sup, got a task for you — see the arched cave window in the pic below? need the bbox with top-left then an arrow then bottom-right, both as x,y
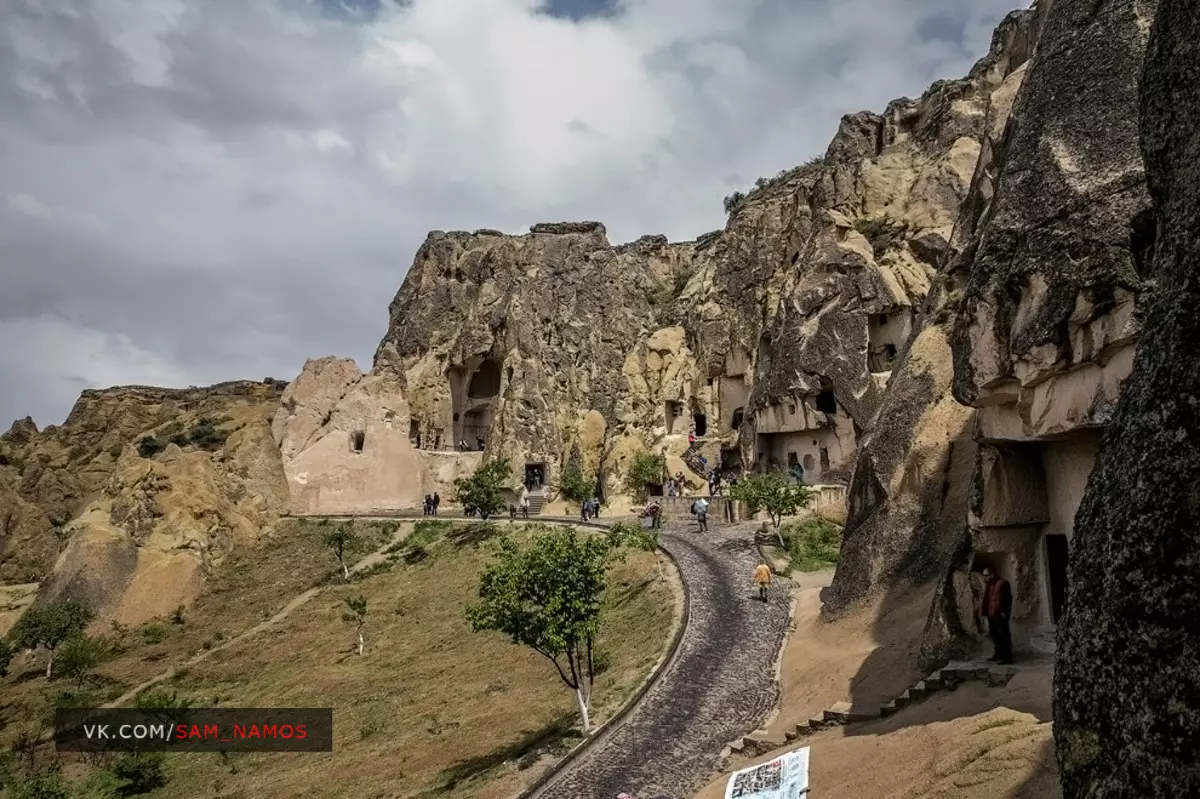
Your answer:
815,390 -> 837,415
468,360 -> 502,398
693,414 -> 707,436
731,407 -> 745,430
351,430 -> 365,453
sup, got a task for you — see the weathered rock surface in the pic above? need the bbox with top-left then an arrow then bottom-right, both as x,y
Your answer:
825,3 -> 1044,637
1055,1 -> 1200,793
2,380 -> 289,624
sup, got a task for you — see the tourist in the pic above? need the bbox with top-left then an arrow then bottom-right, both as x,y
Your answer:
982,567 -> 1014,664
754,560 -> 772,602
509,503 -> 517,521
520,495 -> 530,519
423,494 -> 431,516
580,500 -> 590,522
591,496 -> 601,519
458,439 -> 469,451
666,478 -> 676,497
432,493 -> 441,516
476,436 -> 485,451
692,496 -> 709,532
688,431 -> 696,447
791,461 -> 804,484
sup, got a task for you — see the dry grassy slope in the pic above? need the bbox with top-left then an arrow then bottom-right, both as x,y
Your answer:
0,380 -> 289,627
1,520 -> 677,799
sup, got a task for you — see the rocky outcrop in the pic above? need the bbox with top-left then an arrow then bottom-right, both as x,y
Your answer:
2,380 -> 289,624
280,21 -> 1037,514
1055,1 -> 1199,793
825,3 -> 1045,629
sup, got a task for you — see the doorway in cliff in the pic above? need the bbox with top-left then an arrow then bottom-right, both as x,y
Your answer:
1045,534 -> 1069,624
664,401 -> 683,435
450,358 -> 502,446
693,413 -> 707,436
815,389 -> 837,415
731,407 -> 745,431
350,430 -> 365,453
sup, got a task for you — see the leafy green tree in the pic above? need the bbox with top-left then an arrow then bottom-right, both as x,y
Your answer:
608,522 -> 663,580
54,634 -> 107,689
558,461 -> 594,504
342,594 -> 368,656
453,457 -> 511,520
10,599 -> 94,678
467,528 -> 626,731
0,638 -> 12,679
728,471 -> 816,548
321,523 -> 357,581
624,451 -> 666,502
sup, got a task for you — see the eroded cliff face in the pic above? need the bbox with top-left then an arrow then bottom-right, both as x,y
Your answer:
0,381 -> 289,626
1055,1 -> 1200,792
823,4 -> 1045,621
278,20 -> 1034,513
940,0 -> 1156,657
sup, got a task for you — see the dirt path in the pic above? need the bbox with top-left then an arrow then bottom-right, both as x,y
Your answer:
533,520 -> 792,799
105,521 -> 414,707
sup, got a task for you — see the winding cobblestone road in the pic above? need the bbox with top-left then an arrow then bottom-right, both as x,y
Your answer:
535,519 -> 792,799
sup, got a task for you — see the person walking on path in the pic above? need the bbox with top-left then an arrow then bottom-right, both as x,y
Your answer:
982,566 -> 1014,664
754,561 -> 772,602
590,497 -> 601,519
667,478 -> 677,497
692,497 -> 709,532
580,500 -> 591,522
520,495 -> 530,520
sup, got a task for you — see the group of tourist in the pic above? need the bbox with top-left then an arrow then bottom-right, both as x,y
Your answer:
579,497 -> 603,521
421,493 -> 441,515
457,437 -> 485,451
508,495 -> 531,521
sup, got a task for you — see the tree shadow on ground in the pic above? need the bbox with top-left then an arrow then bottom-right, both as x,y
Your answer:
421,713 -> 582,795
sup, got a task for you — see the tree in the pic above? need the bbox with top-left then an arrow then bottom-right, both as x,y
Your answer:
723,191 -> 746,215
453,457 -> 511,520
624,451 -> 666,503
342,594 -> 368,656
321,523 -> 357,581
558,461 -> 594,504
10,599 -> 94,678
728,471 -> 815,548
55,634 -> 107,689
109,752 -> 167,796
0,638 -> 12,678
467,528 -> 625,732
608,522 -> 664,581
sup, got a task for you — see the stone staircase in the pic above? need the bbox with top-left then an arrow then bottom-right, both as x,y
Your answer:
727,660 -> 1019,759
525,491 -> 547,517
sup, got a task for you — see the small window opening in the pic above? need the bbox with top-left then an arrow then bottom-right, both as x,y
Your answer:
876,313 -> 889,326
693,414 -> 707,436
815,390 -> 837,415
351,430 -> 365,453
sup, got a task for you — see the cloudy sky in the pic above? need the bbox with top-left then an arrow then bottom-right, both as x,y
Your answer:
0,0 -> 1022,427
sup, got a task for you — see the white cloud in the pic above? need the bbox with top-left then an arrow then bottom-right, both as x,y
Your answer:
0,0 -> 1023,426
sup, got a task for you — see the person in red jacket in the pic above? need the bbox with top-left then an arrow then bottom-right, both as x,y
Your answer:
982,566 -> 1014,664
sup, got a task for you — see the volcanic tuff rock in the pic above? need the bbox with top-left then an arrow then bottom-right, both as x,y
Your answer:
1055,0 -> 1200,793
278,13 -> 1036,513
826,3 -> 1045,623
1,380 -> 289,625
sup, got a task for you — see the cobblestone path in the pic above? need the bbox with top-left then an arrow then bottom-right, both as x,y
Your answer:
535,520 -> 792,799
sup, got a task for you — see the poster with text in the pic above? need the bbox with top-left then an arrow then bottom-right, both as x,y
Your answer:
724,747 -> 810,799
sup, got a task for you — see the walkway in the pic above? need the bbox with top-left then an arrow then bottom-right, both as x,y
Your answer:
534,519 -> 792,799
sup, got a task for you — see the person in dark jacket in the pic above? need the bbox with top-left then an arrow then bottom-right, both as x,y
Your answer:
982,566 -> 1014,664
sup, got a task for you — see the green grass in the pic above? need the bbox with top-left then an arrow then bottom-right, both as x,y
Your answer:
780,516 -> 843,572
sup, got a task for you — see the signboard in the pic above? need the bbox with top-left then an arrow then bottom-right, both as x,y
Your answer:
724,747 -> 810,799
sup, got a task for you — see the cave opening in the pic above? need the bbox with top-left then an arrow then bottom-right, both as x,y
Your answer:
815,390 -> 837,415
351,430 -> 365,453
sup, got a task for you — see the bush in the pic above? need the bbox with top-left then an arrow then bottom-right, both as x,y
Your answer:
723,191 -> 746,215
852,215 -> 909,254
109,752 -> 167,795
453,458 -> 511,520
137,437 -> 166,458
780,516 -> 843,571
624,452 -> 666,502
9,766 -> 71,799
139,624 -> 169,645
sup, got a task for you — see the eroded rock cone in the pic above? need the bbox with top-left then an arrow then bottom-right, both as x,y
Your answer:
1054,0 -> 1200,794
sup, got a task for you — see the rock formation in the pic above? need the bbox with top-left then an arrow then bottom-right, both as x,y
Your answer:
1,380 -> 289,625
276,16 -> 1037,515
1055,0 -> 1200,793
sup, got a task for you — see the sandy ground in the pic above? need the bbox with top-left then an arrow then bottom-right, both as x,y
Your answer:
698,663 -> 1058,798
696,571 -> 1060,799
763,576 -> 930,739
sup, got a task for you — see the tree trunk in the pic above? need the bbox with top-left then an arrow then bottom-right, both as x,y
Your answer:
357,629 -> 365,656
575,686 -> 591,733
341,558 -> 350,581
46,651 -> 53,679
656,555 -> 665,581
773,516 -> 786,550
